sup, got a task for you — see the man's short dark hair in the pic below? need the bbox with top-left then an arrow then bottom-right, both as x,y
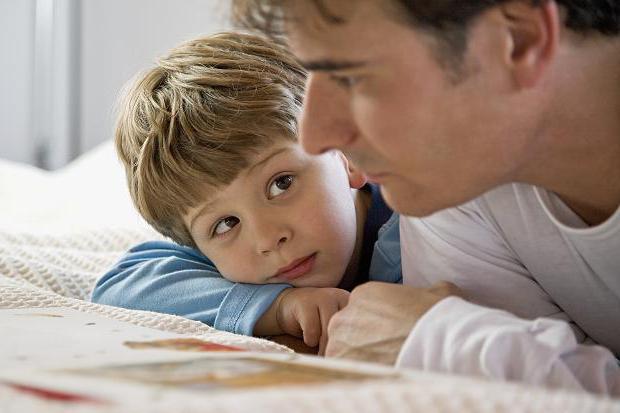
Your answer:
232,0 -> 620,59
392,0 -> 619,35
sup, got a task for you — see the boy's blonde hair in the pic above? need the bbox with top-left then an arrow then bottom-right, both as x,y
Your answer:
116,32 -> 306,247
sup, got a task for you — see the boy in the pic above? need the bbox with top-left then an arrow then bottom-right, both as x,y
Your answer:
92,32 -> 401,354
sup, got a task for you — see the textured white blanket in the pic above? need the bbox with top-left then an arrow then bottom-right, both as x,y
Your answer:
0,226 -> 288,352
1,142 -> 617,412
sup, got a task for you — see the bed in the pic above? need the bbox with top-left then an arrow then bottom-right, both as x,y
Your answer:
1,141 -> 617,412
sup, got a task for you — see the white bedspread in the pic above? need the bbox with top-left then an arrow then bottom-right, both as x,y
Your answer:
1,142 -> 617,412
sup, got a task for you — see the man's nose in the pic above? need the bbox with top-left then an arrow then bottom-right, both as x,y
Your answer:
299,74 -> 358,155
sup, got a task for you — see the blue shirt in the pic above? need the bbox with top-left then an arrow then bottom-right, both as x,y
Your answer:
91,185 -> 401,335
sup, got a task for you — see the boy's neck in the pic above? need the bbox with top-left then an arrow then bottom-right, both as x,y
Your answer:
339,187 -> 372,290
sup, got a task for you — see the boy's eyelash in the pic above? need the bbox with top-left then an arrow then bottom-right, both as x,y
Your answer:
267,173 -> 296,197
210,217 -> 238,239
209,221 -> 223,238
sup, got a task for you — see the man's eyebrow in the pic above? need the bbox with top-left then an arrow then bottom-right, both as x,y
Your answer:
299,59 -> 366,72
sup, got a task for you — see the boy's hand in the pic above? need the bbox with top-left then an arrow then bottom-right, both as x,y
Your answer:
277,288 -> 350,355
254,287 -> 350,355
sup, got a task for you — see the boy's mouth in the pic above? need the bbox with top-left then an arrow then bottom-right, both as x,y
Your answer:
274,253 -> 317,281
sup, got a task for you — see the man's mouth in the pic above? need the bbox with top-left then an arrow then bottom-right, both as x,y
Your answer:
274,253 -> 317,281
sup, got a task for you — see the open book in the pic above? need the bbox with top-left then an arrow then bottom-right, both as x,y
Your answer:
2,307 -> 617,413
0,307 -> 404,408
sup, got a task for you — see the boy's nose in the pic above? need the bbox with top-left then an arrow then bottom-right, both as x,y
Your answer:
252,215 -> 292,255
260,236 -> 288,256
299,74 -> 358,155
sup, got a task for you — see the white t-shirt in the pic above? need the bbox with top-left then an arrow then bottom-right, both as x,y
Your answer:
397,183 -> 620,395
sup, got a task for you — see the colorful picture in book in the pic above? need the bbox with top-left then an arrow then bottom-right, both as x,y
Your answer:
64,357 -> 391,391
124,338 -> 242,352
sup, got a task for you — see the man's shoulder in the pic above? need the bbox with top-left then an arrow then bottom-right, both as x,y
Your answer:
476,182 -> 540,216
406,183 -> 540,228
400,183 -> 546,256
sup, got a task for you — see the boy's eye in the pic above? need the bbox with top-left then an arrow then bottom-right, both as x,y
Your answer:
268,175 -> 294,199
212,216 -> 239,236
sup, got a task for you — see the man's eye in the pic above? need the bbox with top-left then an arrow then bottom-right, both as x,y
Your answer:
212,216 -> 239,236
268,175 -> 294,198
331,75 -> 359,89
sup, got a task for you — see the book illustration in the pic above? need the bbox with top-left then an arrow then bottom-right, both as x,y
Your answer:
1,381 -> 108,405
124,338 -> 243,352
63,356 -> 393,391
1,307 -> 401,405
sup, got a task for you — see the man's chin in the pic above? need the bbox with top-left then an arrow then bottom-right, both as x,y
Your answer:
379,184 -> 445,218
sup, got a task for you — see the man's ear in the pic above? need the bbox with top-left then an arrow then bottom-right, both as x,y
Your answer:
337,152 -> 367,189
500,0 -> 560,88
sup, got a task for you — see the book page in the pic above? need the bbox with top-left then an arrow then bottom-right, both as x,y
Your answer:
0,307 -> 401,407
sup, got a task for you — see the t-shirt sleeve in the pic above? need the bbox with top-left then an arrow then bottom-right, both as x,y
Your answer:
90,240 -> 290,335
396,297 -> 620,396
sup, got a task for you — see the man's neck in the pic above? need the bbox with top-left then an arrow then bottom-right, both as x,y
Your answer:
521,36 -> 620,226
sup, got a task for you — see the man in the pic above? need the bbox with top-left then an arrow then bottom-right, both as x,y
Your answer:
232,0 -> 620,395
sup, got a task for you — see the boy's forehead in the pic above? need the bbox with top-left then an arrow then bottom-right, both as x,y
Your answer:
243,145 -> 294,177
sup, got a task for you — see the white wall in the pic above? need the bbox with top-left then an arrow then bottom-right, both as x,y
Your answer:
80,0 -> 230,153
0,0 -> 230,167
0,0 -> 36,165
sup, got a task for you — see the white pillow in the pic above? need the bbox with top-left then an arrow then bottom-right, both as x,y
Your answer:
0,140 -> 147,233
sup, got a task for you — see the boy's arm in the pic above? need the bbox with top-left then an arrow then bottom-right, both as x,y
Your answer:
91,240 -> 290,335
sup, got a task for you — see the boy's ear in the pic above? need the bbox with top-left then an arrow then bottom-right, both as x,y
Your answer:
337,152 -> 367,189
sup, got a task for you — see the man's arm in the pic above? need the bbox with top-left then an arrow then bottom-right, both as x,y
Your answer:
326,282 -> 619,395
397,296 -> 620,396
326,199 -> 620,395
91,240 -> 290,335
